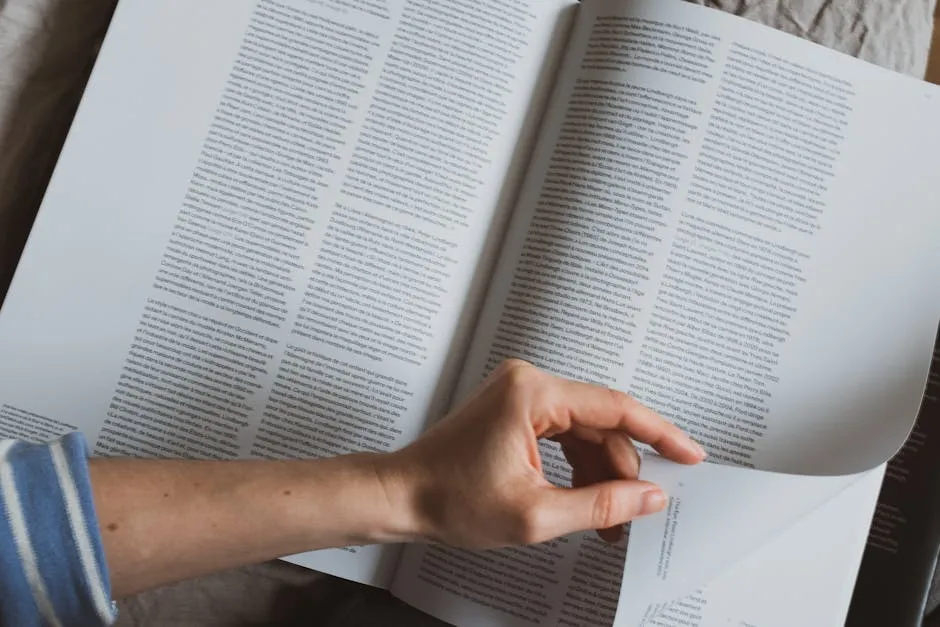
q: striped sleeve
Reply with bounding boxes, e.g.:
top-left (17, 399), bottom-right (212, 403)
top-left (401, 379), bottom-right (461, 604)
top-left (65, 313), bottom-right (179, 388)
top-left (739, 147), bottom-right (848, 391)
top-left (0, 433), bottom-right (116, 626)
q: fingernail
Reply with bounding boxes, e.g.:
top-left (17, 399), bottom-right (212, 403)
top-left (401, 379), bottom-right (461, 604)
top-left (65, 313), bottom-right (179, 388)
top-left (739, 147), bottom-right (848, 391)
top-left (640, 488), bottom-right (667, 516)
top-left (690, 440), bottom-right (707, 460)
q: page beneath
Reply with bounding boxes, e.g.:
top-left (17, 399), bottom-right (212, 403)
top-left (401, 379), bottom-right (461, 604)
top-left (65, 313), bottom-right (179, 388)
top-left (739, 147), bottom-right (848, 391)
top-left (454, 0), bottom-right (940, 477)
top-left (616, 464), bottom-right (883, 627)
top-left (0, 0), bottom-right (576, 587)
top-left (391, 440), bottom-right (630, 626)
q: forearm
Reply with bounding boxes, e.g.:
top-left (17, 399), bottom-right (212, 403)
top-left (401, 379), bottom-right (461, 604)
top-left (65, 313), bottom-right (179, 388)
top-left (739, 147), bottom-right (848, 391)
top-left (86, 361), bottom-right (703, 601)
top-left (89, 453), bottom-right (414, 598)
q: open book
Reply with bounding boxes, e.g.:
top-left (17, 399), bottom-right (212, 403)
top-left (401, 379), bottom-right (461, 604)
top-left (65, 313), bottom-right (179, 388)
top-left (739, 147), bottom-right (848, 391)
top-left (1, 0), bottom-right (939, 624)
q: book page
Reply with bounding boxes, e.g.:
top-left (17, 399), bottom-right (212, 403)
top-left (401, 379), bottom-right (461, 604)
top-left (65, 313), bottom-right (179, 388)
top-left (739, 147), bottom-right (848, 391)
top-left (392, 0), bottom-right (940, 623)
top-left (454, 0), bottom-right (940, 477)
top-left (0, 0), bottom-right (577, 588)
top-left (617, 462), bottom-right (883, 627)
top-left (619, 456), bottom-right (877, 614)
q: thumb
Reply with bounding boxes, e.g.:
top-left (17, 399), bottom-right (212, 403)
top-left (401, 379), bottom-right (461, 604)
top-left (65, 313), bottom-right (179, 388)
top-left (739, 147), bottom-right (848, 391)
top-left (532, 481), bottom-right (668, 543)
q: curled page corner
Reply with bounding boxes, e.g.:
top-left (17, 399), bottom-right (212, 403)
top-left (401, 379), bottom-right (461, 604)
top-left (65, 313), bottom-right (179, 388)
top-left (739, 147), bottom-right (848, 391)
top-left (606, 320), bottom-right (939, 620)
top-left (615, 455), bottom-right (876, 619)
top-left (751, 322), bottom-right (937, 477)
top-left (709, 316), bottom-right (939, 478)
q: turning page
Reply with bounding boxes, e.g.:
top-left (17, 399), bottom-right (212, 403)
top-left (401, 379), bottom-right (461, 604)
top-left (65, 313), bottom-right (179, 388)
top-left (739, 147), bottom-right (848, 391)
top-left (620, 460), bottom-right (884, 627)
top-left (620, 456), bottom-right (882, 623)
top-left (0, 0), bottom-right (576, 587)
top-left (455, 0), bottom-right (940, 478)
top-left (392, 0), bottom-right (940, 623)
top-left (562, 0), bottom-right (940, 616)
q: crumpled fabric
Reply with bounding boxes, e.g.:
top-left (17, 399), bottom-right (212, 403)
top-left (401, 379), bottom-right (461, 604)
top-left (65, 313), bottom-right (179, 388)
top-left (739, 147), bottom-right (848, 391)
top-left (0, 0), bottom-right (116, 303)
top-left (0, 0), bottom-right (936, 625)
top-left (690, 0), bottom-right (935, 77)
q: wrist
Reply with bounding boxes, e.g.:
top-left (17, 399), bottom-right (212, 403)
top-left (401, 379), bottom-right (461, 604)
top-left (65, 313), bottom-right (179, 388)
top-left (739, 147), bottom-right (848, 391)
top-left (364, 451), bottom-right (432, 545)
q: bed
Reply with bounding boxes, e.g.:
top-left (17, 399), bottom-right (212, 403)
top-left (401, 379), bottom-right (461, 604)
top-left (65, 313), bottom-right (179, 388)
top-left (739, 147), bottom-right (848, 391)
top-left (0, 0), bottom-right (936, 624)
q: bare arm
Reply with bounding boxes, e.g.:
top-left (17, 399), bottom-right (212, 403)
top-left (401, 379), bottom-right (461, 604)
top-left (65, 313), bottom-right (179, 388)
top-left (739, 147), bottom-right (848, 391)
top-left (91, 360), bottom-right (705, 599)
top-left (90, 453), bottom-right (407, 598)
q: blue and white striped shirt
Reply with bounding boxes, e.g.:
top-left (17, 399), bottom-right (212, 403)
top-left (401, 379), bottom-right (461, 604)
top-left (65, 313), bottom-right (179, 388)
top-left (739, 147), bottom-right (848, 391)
top-left (0, 433), bottom-right (115, 626)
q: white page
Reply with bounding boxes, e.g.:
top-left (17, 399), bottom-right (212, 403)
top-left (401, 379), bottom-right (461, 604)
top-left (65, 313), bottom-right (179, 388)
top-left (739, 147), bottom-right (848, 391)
top-left (391, 451), bottom-right (881, 627)
top-left (546, 1), bottom-right (939, 617)
top-left (0, 0), bottom-right (577, 587)
top-left (453, 0), bottom-right (940, 477)
top-left (393, 0), bottom-right (939, 621)
top-left (619, 456), bottom-right (873, 610)
top-left (617, 464), bottom-right (883, 626)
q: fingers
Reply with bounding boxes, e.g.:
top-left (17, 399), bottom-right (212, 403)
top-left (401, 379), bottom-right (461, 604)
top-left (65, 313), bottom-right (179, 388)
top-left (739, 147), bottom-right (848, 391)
top-left (546, 376), bottom-right (705, 464)
top-left (489, 360), bottom-right (703, 463)
top-left (529, 481), bottom-right (667, 544)
top-left (601, 432), bottom-right (641, 480)
top-left (559, 433), bottom-right (639, 543)
top-left (571, 466), bottom-right (625, 543)
top-left (556, 432), bottom-right (640, 482)
top-left (598, 434), bottom-right (639, 542)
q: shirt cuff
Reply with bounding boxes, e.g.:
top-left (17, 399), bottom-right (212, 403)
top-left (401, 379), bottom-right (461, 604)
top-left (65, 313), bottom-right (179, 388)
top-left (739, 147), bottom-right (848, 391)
top-left (0, 432), bottom-right (116, 626)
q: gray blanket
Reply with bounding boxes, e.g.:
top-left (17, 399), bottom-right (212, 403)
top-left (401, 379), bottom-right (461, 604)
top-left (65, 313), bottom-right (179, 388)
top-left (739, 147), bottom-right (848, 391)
top-left (0, 0), bottom-right (935, 624)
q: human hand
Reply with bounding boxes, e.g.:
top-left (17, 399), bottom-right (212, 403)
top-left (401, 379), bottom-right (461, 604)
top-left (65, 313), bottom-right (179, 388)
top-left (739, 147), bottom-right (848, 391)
top-left (379, 360), bottom-right (705, 549)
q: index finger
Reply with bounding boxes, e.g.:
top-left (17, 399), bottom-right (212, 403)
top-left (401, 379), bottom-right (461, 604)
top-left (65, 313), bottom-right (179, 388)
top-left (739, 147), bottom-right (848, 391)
top-left (542, 376), bottom-right (706, 465)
